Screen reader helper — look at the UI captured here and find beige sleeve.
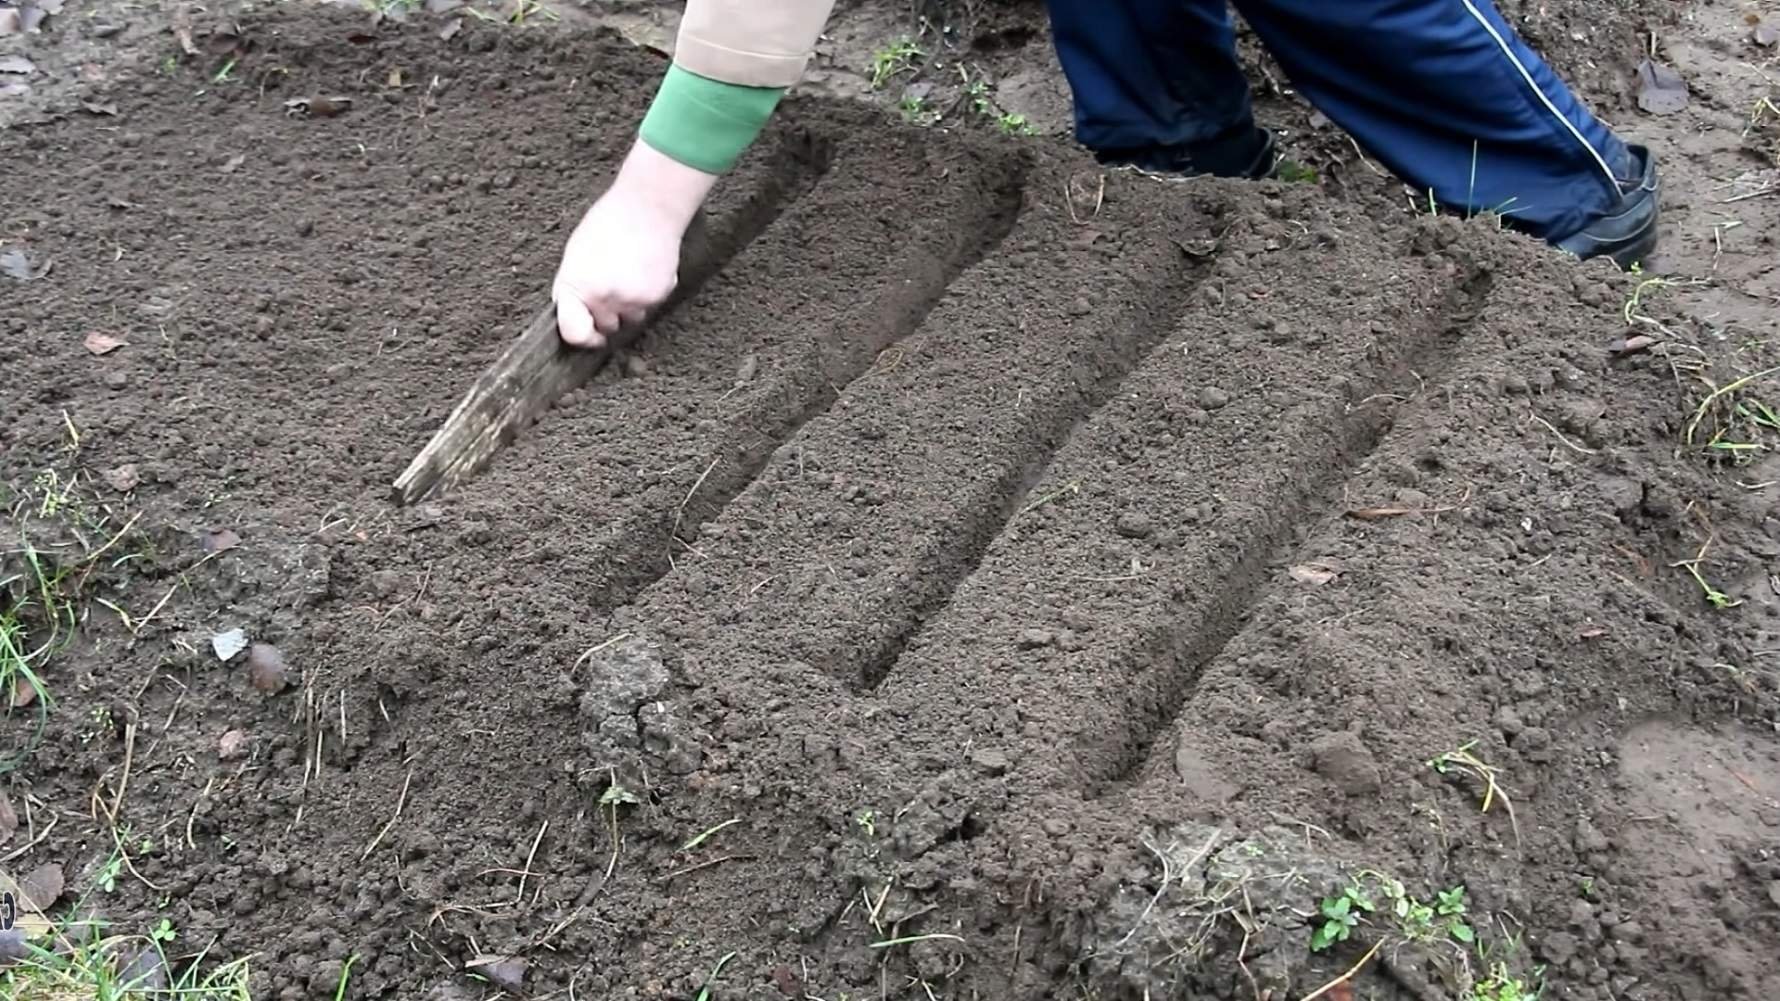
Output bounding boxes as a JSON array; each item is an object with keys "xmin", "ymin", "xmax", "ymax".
[{"xmin": 672, "ymin": 0, "xmax": 839, "ymax": 89}]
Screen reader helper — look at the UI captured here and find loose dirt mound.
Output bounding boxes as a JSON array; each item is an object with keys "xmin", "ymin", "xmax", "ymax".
[{"xmin": 3, "ymin": 6, "xmax": 1778, "ymax": 1001}]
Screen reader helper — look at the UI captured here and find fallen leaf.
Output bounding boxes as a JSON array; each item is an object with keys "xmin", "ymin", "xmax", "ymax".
[
  {"xmin": 202, "ymin": 527, "xmax": 241, "ymax": 552},
  {"xmin": 425, "ymin": 0, "xmax": 464, "ymax": 12},
  {"xmin": 107, "ymin": 196, "xmax": 133, "ymax": 209},
  {"xmin": 1287, "ymin": 563, "xmax": 1338, "ymax": 585},
  {"xmin": 1609, "ymin": 334, "xmax": 1657, "ymax": 355},
  {"xmin": 387, "ymin": 67, "xmax": 404, "ymax": 87},
  {"xmin": 1579, "ymin": 627, "xmax": 1608, "ymax": 640},
  {"xmin": 220, "ymin": 153, "xmax": 246, "ymax": 173},
  {"xmin": 1756, "ymin": 22, "xmax": 1779, "ymax": 47},
  {"xmin": 82, "ymin": 101, "xmax": 119, "ymax": 116},
  {"xmin": 36, "ymin": 0, "xmax": 65, "ymax": 14},
  {"xmin": 465, "ymin": 956, "xmax": 527, "ymax": 991},
  {"xmin": 18, "ymin": 863, "xmax": 65, "ymax": 909},
  {"xmin": 0, "ymin": 81, "xmax": 28, "ymax": 98},
  {"xmin": 0, "ymin": 789, "xmax": 17, "ymax": 845},
  {"xmin": 10, "ymin": 675, "xmax": 37, "ymax": 709},
  {"xmin": 247, "ymin": 643, "xmax": 290, "ymax": 693},
  {"xmin": 0, "ymin": 9, "xmax": 19, "ymax": 35},
  {"xmin": 439, "ymin": 18, "xmax": 462, "ymax": 40},
  {"xmin": 212, "ymin": 627, "xmax": 249, "ymax": 661},
  {"xmin": 84, "ymin": 331, "xmax": 127, "ymax": 355},
  {"xmin": 217, "ymin": 728, "xmax": 250, "ymax": 760},
  {"xmin": 1635, "ymin": 58, "xmax": 1689, "ymax": 115},
  {"xmin": 0, "ymin": 248, "xmax": 49, "ymax": 281},
  {"xmin": 104, "ymin": 464, "xmax": 141, "ymax": 492},
  {"xmin": 0, "ymin": 54, "xmax": 34, "ymax": 74}
]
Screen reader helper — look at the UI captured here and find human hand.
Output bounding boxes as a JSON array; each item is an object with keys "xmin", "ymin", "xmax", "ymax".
[{"xmin": 552, "ymin": 141, "xmax": 718, "ymax": 349}]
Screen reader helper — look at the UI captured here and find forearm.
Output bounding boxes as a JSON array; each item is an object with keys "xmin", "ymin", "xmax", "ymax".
[{"xmin": 636, "ymin": 0, "xmax": 837, "ymax": 175}]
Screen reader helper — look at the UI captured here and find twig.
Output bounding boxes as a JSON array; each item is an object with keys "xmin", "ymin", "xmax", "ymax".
[
  {"xmin": 673, "ymin": 457, "xmax": 721, "ymax": 536},
  {"xmin": 514, "ymin": 820, "xmax": 547, "ymax": 905},
  {"xmin": 110, "ymin": 720, "xmax": 138, "ymax": 822},
  {"xmin": 659, "ymin": 853, "xmax": 755, "ymax": 883},
  {"xmin": 0, "ymin": 813, "xmax": 57, "ymax": 863},
  {"xmin": 1296, "ymin": 938, "xmax": 1384, "ymax": 1001},
  {"xmin": 362, "ymin": 769, "xmax": 413, "ymax": 860},
  {"xmin": 1528, "ymin": 411, "xmax": 1598, "ymax": 455},
  {"xmin": 1721, "ymin": 185, "xmax": 1777, "ymax": 203}
]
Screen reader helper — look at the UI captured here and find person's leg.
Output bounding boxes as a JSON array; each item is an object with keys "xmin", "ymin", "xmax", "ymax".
[
  {"xmin": 1041, "ymin": 0, "xmax": 1277, "ymax": 178},
  {"xmin": 1230, "ymin": 0, "xmax": 1658, "ymax": 265}
]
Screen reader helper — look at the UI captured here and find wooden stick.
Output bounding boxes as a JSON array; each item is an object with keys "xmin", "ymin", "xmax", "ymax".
[{"xmin": 390, "ymin": 210, "xmax": 713, "ymax": 506}]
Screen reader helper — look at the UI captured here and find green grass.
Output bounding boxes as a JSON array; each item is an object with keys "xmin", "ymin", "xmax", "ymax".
[
  {"xmin": 0, "ymin": 923, "xmax": 253, "ymax": 1001},
  {"xmin": 1, "ymin": 468, "xmax": 147, "ymax": 773}
]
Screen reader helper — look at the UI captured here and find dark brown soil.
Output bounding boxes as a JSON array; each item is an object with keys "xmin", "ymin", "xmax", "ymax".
[{"xmin": 4, "ymin": 4, "xmax": 1780, "ymax": 1001}]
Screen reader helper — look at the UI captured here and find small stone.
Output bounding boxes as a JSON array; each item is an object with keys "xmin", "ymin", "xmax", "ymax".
[
  {"xmin": 1198, "ymin": 387, "xmax": 1231, "ymax": 410},
  {"xmin": 624, "ymin": 354, "xmax": 649, "ymax": 378},
  {"xmin": 1307, "ymin": 729, "xmax": 1381, "ymax": 796},
  {"xmin": 19, "ymin": 862, "xmax": 65, "ymax": 909},
  {"xmin": 1502, "ymin": 373, "xmax": 1529, "ymax": 395},
  {"xmin": 218, "ymin": 728, "xmax": 250, "ymax": 761},
  {"xmin": 971, "ymin": 748, "xmax": 1009, "ymax": 776},
  {"xmin": 1017, "ymin": 628, "xmax": 1054, "ymax": 650},
  {"xmin": 1768, "ymin": 881, "xmax": 1780, "ymax": 908},
  {"xmin": 1575, "ymin": 818, "xmax": 1610, "ymax": 853},
  {"xmin": 104, "ymin": 370, "xmax": 129, "ymax": 389},
  {"xmin": 103, "ymin": 464, "xmax": 140, "ymax": 492},
  {"xmin": 1068, "ymin": 297, "xmax": 1091, "ymax": 316},
  {"xmin": 1613, "ymin": 920, "xmax": 1643, "ymax": 942},
  {"xmin": 247, "ymin": 644, "xmax": 290, "ymax": 693},
  {"xmin": 1114, "ymin": 511, "xmax": 1154, "ymax": 539},
  {"xmin": 295, "ymin": 219, "xmax": 315, "ymax": 237}
]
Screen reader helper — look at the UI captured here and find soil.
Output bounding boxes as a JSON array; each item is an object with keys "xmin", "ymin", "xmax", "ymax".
[{"xmin": 3, "ymin": 1, "xmax": 1780, "ymax": 1001}]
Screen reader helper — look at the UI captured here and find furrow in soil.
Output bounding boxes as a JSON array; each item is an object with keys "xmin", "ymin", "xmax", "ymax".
[{"xmin": 860, "ymin": 212, "xmax": 1490, "ymax": 806}]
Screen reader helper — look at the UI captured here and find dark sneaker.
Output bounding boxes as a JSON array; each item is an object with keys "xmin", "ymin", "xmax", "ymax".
[
  {"xmin": 1550, "ymin": 144, "xmax": 1660, "ymax": 270},
  {"xmin": 1095, "ymin": 125, "xmax": 1281, "ymax": 181}
]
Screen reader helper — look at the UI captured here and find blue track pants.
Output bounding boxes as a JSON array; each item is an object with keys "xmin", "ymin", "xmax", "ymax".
[{"xmin": 1042, "ymin": 0, "xmax": 1634, "ymax": 243}]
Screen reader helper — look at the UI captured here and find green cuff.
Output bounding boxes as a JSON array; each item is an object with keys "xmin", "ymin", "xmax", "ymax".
[{"xmin": 639, "ymin": 64, "xmax": 786, "ymax": 175}]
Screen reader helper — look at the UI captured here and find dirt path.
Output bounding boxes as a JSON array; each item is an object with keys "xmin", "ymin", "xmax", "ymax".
[{"xmin": 3, "ymin": 2, "xmax": 1778, "ymax": 1000}]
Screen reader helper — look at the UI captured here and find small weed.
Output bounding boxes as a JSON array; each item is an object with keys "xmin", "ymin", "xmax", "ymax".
[
  {"xmin": 1468, "ymin": 960, "xmax": 1544, "ymax": 1001},
  {"xmin": 1371, "ymin": 876, "xmax": 1476, "ymax": 945},
  {"xmin": 855, "ymin": 809, "xmax": 877, "ymax": 837},
  {"xmin": 997, "ymin": 112, "xmax": 1036, "ymax": 136},
  {"xmin": 1310, "ymin": 883, "xmax": 1373, "ymax": 952},
  {"xmin": 868, "ymin": 39, "xmax": 925, "ymax": 90},
  {"xmin": 1578, "ymin": 876, "xmax": 1596, "ymax": 899},
  {"xmin": 693, "ymin": 951, "xmax": 736, "ymax": 1001},
  {"xmin": 898, "ymin": 94, "xmax": 939, "ymax": 127},
  {"xmin": 1428, "ymin": 741, "xmax": 1520, "ymax": 844},
  {"xmin": 599, "ymin": 770, "xmax": 642, "ymax": 878},
  {"xmin": 1671, "ymin": 530, "xmax": 1742, "ymax": 610}
]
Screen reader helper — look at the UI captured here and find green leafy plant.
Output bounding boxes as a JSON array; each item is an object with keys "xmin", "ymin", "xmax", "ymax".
[{"xmin": 1310, "ymin": 884, "xmax": 1374, "ymax": 952}]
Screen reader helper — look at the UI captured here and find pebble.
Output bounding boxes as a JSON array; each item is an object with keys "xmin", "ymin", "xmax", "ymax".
[
  {"xmin": 218, "ymin": 728, "xmax": 250, "ymax": 761},
  {"xmin": 970, "ymin": 748, "xmax": 1009, "ymax": 776},
  {"xmin": 1016, "ymin": 628, "xmax": 1054, "ymax": 650},
  {"xmin": 1068, "ymin": 297, "xmax": 1091, "ymax": 316},
  {"xmin": 1198, "ymin": 387, "xmax": 1231, "ymax": 410},
  {"xmin": 1114, "ymin": 511, "xmax": 1154, "ymax": 538},
  {"xmin": 104, "ymin": 370, "xmax": 129, "ymax": 389},
  {"xmin": 247, "ymin": 644, "xmax": 291, "ymax": 693},
  {"xmin": 1575, "ymin": 818, "xmax": 1611, "ymax": 853}
]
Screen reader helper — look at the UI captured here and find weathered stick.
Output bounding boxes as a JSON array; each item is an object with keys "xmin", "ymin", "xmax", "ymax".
[{"xmin": 390, "ymin": 211, "xmax": 711, "ymax": 506}]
